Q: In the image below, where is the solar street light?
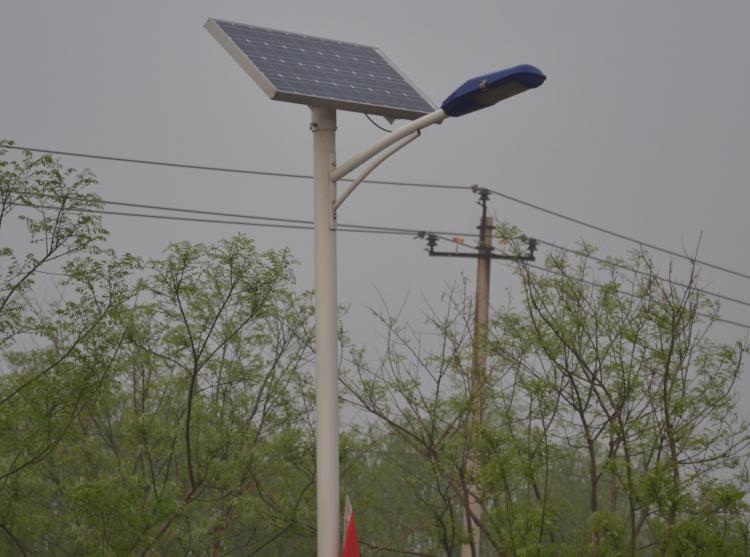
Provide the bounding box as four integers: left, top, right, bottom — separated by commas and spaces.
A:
205, 19, 545, 557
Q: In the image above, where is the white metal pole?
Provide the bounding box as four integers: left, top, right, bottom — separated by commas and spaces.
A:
311, 105, 339, 557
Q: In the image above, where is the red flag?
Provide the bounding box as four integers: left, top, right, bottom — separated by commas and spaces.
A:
342, 496, 361, 557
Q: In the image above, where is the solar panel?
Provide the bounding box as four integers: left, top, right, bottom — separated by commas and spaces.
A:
205, 19, 435, 120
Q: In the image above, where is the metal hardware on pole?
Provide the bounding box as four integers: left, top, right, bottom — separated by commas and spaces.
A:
311, 106, 339, 557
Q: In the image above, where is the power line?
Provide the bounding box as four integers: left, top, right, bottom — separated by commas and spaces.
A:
11, 200, 750, 331
14, 202, 477, 239
425, 234, 750, 331
9, 180, 750, 309
99, 199, 478, 238
4, 145, 312, 180
106, 199, 310, 226
427, 233, 750, 310
27, 203, 316, 231
8, 194, 478, 239
522, 261, 750, 331
10, 182, 750, 309
6, 144, 750, 281
3, 145, 467, 191
485, 188, 750, 281
536, 239, 750, 310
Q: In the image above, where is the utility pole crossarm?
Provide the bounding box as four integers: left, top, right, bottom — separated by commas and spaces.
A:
423, 233, 538, 261
419, 188, 538, 262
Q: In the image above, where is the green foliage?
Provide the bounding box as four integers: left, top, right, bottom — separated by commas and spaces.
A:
493, 248, 750, 556
0, 141, 108, 350
0, 145, 138, 505
345, 245, 750, 556
587, 511, 626, 557
0, 145, 323, 554
0, 234, 318, 555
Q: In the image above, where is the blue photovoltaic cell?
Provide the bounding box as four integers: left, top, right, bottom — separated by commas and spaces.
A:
207, 19, 434, 120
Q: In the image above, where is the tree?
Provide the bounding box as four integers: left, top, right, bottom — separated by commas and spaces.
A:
0, 236, 322, 555
343, 282, 496, 556
3, 141, 748, 556
495, 246, 750, 556
0, 141, 108, 352
343, 241, 750, 556
0, 144, 139, 553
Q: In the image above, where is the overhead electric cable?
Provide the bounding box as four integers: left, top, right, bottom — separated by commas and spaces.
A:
424, 235, 750, 331
21, 191, 750, 309
4, 145, 311, 181
11, 199, 750, 330
429, 234, 750, 310
12, 202, 476, 238
6, 193, 478, 239
26, 203, 315, 231
522, 262, 750, 331
6, 144, 749, 280
3, 145, 467, 190
485, 188, 750, 281
106, 199, 311, 226
536, 239, 750, 309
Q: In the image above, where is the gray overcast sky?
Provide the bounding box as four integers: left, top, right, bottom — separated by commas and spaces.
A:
3, 1, 750, 353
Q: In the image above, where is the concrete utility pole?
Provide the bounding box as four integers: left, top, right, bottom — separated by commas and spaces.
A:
422, 188, 536, 557
467, 189, 491, 557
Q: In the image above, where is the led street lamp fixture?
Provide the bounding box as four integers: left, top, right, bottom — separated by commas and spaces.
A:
441, 64, 546, 117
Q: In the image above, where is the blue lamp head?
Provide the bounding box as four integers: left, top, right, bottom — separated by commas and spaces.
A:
441, 64, 546, 118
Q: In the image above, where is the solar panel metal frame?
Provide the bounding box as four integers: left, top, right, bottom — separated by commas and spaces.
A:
205, 18, 435, 121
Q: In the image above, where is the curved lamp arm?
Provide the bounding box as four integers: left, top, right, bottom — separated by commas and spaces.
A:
330, 109, 447, 182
